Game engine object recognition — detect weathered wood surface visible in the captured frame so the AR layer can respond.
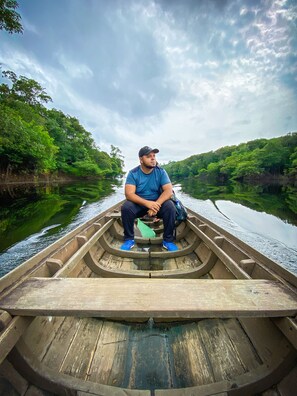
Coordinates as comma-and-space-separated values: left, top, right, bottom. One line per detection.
1, 278, 296, 318
187, 209, 297, 288
23, 316, 265, 391
0, 316, 32, 365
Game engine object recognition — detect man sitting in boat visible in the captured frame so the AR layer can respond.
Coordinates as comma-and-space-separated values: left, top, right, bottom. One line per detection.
121, 146, 178, 251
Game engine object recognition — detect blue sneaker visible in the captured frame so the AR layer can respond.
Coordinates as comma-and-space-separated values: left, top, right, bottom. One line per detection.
121, 240, 135, 250
162, 241, 178, 251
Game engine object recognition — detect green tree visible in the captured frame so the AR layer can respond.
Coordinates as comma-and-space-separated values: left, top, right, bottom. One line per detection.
288, 148, 297, 176
0, 104, 58, 173
92, 150, 113, 175
206, 161, 221, 178
257, 140, 291, 174
0, 70, 124, 179
110, 145, 124, 176
0, 0, 23, 34
1, 71, 52, 107
164, 133, 297, 182
231, 159, 262, 179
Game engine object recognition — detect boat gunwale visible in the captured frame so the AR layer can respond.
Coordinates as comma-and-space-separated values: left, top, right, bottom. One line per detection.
0, 200, 125, 295
1, 201, 296, 289
187, 209, 297, 287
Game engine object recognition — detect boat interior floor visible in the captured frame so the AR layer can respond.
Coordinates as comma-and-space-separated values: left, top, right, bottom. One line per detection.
21, 313, 265, 390
12, 262, 296, 393
1, 211, 297, 395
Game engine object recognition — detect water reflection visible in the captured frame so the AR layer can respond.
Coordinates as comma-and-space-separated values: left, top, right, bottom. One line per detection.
180, 179, 297, 226
215, 200, 297, 251
174, 179, 297, 274
0, 180, 125, 276
1, 178, 297, 277
0, 180, 122, 252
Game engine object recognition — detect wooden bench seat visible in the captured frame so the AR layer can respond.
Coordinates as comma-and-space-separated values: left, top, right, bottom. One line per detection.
0, 278, 296, 319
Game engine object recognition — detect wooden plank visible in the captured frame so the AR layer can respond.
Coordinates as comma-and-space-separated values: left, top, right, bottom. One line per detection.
12, 337, 150, 396
59, 318, 102, 378
187, 219, 251, 279
239, 317, 289, 362
1, 278, 297, 319
262, 389, 281, 396
222, 319, 261, 371
277, 365, 297, 395
24, 385, 52, 395
210, 259, 236, 279
171, 322, 214, 387
125, 322, 173, 389
22, 315, 65, 361
0, 310, 12, 331
175, 252, 200, 270
87, 320, 129, 386
53, 219, 114, 278
198, 319, 246, 381
274, 317, 297, 349
187, 209, 297, 288
0, 359, 29, 395
0, 201, 123, 296
0, 316, 32, 365
42, 317, 83, 369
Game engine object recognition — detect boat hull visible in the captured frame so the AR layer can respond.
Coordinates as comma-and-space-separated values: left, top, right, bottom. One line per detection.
0, 201, 296, 395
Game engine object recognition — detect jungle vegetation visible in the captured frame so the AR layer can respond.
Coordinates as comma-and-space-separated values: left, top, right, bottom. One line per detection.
164, 133, 297, 183
0, 70, 124, 179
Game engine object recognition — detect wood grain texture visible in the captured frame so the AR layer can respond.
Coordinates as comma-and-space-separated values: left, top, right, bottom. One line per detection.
1, 278, 296, 319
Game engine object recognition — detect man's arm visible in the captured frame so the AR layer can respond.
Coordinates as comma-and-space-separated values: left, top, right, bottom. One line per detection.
125, 184, 161, 212
148, 183, 173, 216
156, 183, 173, 205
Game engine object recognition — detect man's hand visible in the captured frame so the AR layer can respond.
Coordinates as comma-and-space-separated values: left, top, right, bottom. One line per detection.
147, 201, 161, 216
148, 208, 158, 216
147, 201, 161, 212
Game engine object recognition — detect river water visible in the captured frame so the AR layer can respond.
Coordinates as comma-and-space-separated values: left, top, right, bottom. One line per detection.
0, 179, 296, 277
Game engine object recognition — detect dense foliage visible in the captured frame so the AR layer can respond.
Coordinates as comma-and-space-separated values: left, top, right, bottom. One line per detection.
0, 0, 23, 34
0, 71, 124, 178
164, 134, 297, 182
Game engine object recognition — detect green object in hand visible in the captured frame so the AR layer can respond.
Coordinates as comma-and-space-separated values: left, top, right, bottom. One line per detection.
137, 218, 156, 238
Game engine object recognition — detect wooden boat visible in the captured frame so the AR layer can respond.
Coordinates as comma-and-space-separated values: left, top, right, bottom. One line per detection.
0, 200, 297, 395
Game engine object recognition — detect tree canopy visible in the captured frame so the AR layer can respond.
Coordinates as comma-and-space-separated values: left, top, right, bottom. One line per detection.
164, 134, 297, 182
0, 0, 23, 34
0, 70, 124, 178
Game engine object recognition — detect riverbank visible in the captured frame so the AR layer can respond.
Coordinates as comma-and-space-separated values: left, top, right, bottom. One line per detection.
0, 172, 122, 187
0, 172, 74, 185
244, 173, 297, 185
180, 173, 297, 186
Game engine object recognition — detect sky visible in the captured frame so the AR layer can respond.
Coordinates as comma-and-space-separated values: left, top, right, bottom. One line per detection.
0, 0, 297, 170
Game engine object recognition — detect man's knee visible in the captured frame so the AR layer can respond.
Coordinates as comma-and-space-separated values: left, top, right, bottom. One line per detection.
162, 199, 176, 213
121, 200, 143, 217
121, 200, 135, 214
159, 199, 176, 218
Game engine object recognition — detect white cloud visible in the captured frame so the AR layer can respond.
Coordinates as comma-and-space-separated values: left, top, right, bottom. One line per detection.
56, 53, 93, 79
1, 0, 296, 172
240, 8, 248, 16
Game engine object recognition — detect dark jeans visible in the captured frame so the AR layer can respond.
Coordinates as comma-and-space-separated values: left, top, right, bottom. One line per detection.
121, 199, 176, 242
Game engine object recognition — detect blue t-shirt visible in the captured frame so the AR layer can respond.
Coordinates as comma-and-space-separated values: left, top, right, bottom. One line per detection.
125, 166, 171, 201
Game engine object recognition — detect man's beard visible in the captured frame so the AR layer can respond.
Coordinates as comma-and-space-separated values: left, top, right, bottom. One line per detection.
143, 164, 155, 169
